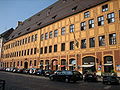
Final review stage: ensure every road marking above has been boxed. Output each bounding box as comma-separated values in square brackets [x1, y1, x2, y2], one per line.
[104, 86, 111, 89]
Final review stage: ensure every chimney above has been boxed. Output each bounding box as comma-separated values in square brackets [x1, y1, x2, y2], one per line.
[18, 21, 23, 26]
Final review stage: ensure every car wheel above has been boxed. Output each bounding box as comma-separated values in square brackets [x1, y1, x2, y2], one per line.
[65, 78, 69, 83]
[50, 77, 54, 81]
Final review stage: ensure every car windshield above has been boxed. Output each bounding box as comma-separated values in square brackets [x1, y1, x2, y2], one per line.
[73, 71, 80, 75]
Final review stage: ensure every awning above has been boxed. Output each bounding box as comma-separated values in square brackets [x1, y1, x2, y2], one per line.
[81, 65, 94, 67]
[60, 65, 65, 67]
[104, 64, 112, 66]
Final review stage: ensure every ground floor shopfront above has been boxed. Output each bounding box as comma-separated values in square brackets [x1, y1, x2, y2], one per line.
[1, 50, 120, 77]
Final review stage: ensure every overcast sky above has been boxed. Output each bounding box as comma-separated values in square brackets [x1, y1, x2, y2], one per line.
[0, 0, 58, 34]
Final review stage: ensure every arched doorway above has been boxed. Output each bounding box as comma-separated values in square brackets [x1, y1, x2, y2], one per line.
[52, 59, 58, 71]
[69, 59, 76, 70]
[24, 62, 28, 69]
[60, 59, 66, 70]
[104, 56, 114, 73]
[82, 56, 96, 74]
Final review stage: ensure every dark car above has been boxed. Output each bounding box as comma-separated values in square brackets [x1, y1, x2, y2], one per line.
[44, 70, 54, 77]
[22, 69, 30, 74]
[49, 70, 83, 83]
[103, 76, 119, 85]
[35, 69, 44, 75]
[84, 73, 97, 82]
[12, 68, 19, 73]
[16, 68, 24, 73]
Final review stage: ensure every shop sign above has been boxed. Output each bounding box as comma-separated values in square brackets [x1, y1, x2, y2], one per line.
[116, 65, 120, 71]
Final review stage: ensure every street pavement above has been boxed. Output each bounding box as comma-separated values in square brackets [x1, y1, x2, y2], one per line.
[0, 71, 120, 90]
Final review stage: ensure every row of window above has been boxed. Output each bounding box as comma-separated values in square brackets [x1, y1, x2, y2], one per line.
[40, 33, 116, 54]
[40, 12, 115, 41]
[3, 48, 37, 58]
[4, 34, 38, 50]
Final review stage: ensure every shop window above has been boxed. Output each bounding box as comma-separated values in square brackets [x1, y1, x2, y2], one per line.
[70, 41, 74, 50]
[99, 35, 105, 46]
[41, 34, 44, 41]
[107, 12, 115, 23]
[45, 33, 48, 40]
[34, 60, 37, 66]
[49, 31, 52, 38]
[40, 47, 43, 54]
[84, 11, 90, 18]
[81, 39, 86, 49]
[54, 30, 58, 37]
[61, 27, 65, 35]
[61, 43, 65, 51]
[44, 47, 47, 53]
[81, 21, 86, 31]
[98, 16, 104, 26]
[89, 19, 94, 28]
[109, 33, 116, 45]
[70, 24, 74, 33]
[102, 4, 108, 12]
[17, 61, 19, 66]
[49, 46, 52, 53]
[54, 45, 57, 52]
[89, 37, 95, 48]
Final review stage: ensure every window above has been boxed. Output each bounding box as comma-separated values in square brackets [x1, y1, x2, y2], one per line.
[30, 61, 32, 66]
[45, 33, 48, 40]
[70, 24, 74, 32]
[49, 46, 52, 53]
[27, 49, 29, 55]
[54, 30, 58, 37]
[61, 43, 65, 51]
[34, 48, 37, 54]
[98, 16, 104, 26]
[17, 61, 19, 66]
[102, 4, 108, 12]
[70, 41, 74, 50]
[19, 51, 21, 56]
[61, 27, 65, 35]
[99, 36, 105, 46]
[40, 48, 43, 54]
[72, 6, 77, 12]
[21, 61, 22, 66]
[22, 39, 25, 44]
[49, 31, 52, 38]
[24, 50, 26, 56]
[89, 19, 94, 28]
[44, 47, 47, 53]
[107, 12, 115, 23]
[28, 37, 30, 43]
[31, 35, 34, 42]
[41, 34, 44, 41]
[89, 37, 95, 48]
[35, 34, 37, 41]
[84, 11, 90, 18]
[25, 38, 27, 44]
[31, 48, 33, 55]
[81, 21, 86, 31]
[34, 60, 37, 66]
[109, 33, 116, 45]
[81, 39, 86, 49]
[54, 45, 57, 52]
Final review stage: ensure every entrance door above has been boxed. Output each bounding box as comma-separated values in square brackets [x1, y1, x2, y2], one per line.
[24, 62, 28, 69]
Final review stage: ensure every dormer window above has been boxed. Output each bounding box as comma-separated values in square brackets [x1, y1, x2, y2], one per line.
[52, 15, 57, 20]
[84, 11, 90, 18]
[102, 4, 108, 12]
[26, 28, 30, 31]
[72, 6, 78, 12]
[37, 22, 42, 26]
[18, 32, 21, 35]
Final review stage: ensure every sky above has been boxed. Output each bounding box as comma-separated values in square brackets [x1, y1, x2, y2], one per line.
[0, 0, 58, 34]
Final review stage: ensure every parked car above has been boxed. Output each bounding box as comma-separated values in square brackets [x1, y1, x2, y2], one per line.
[0, 67, 6, 71]
[44, 70, 54, 77]
[84, 73, 97, 82]
[16, 68, 24, 73]
[12, 68, 19, 73]
[35, 69, 44, 75]
[49, 70, 83, 83]
[22, 69, 30, 74]
[29, 68, 36, 74]
[103, 76, 119, 85]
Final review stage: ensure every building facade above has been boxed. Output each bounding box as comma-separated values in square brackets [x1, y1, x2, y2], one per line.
[1, 0, 120, 76]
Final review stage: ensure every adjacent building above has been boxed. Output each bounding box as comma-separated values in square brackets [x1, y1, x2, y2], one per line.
[1, 0, 120, 76]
